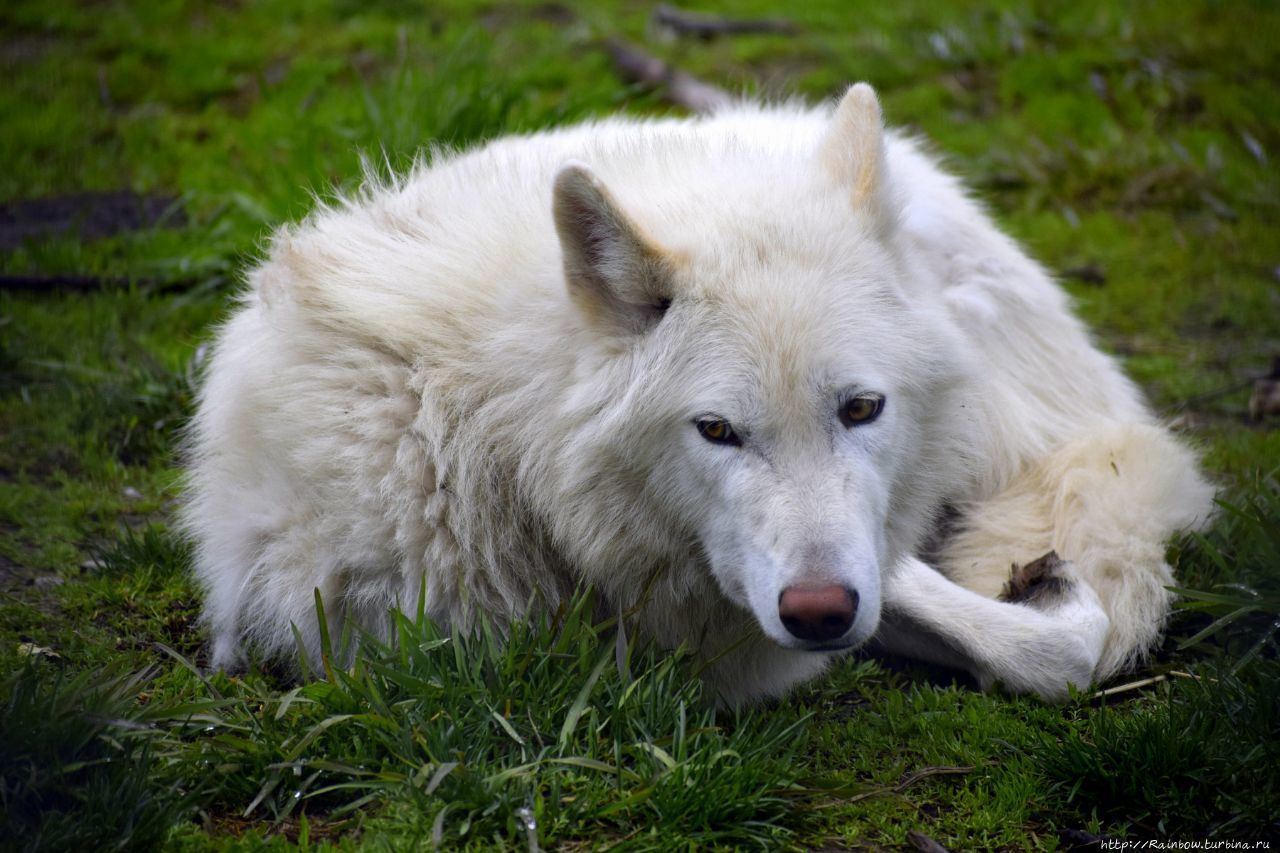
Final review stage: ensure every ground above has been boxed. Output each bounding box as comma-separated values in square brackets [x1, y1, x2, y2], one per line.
[1, 1, 1278, 849]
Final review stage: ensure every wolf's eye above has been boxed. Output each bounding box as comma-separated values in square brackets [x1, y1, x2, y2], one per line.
[839, 394, 884, 428]
[696, 418, 741, 446]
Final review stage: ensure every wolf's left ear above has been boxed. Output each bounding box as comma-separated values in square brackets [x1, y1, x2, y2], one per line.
[553, 162, 675, 335]
[820, 83, 896, 232]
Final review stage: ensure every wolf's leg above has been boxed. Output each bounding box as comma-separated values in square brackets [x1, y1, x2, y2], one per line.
[196, 550, 251, 673]
[877, 422, 1213, 699]
[877, 553, 1109, 700]
[936, 422, 1213, 680]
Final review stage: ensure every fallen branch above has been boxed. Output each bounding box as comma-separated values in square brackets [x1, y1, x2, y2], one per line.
[2, 273, 135, 292]
[604, 37, 731, 115]
[1087, 669, 1207, 702]
[1171, 356, 1280, 417]
[1173, 378, 1258, 411]
[653, 4, 798, 40]
[0, 190, 186, 251]
[0, 272, 217, 294]
[1088, 674, 1167, 701]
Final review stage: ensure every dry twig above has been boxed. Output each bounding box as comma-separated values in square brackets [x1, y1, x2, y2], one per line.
[653, 5, 797, 40]
[603, 37, 731, 115]
[841, 765, 975, 806]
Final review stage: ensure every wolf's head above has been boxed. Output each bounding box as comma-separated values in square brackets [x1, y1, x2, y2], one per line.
[551, 84, 969, 655]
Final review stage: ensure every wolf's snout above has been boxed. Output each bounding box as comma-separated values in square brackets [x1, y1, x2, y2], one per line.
[778, 585, 858, 642]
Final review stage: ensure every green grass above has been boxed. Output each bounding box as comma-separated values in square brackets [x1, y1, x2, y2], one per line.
[0, 658, 205, 850]
[2, 0, 1279, 849]
[162, 593, 811, 850]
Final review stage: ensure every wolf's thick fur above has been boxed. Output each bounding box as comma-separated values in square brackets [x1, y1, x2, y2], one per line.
[184, 85, 1214, 704]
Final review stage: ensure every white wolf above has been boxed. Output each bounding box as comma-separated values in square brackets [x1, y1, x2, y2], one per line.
[184, 84, 1214, 704]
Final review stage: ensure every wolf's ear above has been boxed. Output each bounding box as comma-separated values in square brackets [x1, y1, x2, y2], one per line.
[819, 83, 895, 231]
[553, 162, 675, 334]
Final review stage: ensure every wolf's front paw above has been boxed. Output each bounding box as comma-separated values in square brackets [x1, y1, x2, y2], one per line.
[974, 627, 1101, 701]
[981, 555, 1109, 701]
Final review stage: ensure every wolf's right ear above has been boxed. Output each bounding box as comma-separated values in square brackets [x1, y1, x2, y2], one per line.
[553, 162, 675, 335]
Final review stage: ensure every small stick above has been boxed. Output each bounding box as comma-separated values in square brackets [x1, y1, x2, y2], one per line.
[604, 37, 732, 115]
[1167, 670, 1205, 681]
[1087, 674, 1166, 701]
[841, 765, 975, 805]
[892, 765, 974, 792]
[1087, 669, 1212, 703]
[653, 5, 798, 40]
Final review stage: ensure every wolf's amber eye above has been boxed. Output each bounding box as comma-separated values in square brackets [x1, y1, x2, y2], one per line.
[696, 418, 741, 446]
[839, 394, 884, 428]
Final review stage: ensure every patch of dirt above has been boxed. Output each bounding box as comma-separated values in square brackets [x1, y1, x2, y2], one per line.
[0, 541, 68, 637]
[0, 34, 56, 67]
[1, 443, 84, 486]
[0, 191, 187, 251]
[0, 548, 27, 589]
[822, 689, 871, 719]
[203, 813, 357, 845]
[940, 65, 1000, 118]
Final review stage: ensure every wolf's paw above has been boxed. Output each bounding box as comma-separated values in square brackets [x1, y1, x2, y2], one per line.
[1001, 550, 1073, 607]
[982, 555, 1109, 701]
[975, 627, 1102, 702]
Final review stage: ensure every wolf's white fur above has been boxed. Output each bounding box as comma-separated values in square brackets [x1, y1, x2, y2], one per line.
[184, 85, 1214, 704]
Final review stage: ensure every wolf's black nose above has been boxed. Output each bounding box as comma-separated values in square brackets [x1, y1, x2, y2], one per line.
[779, 585, 857, 642]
